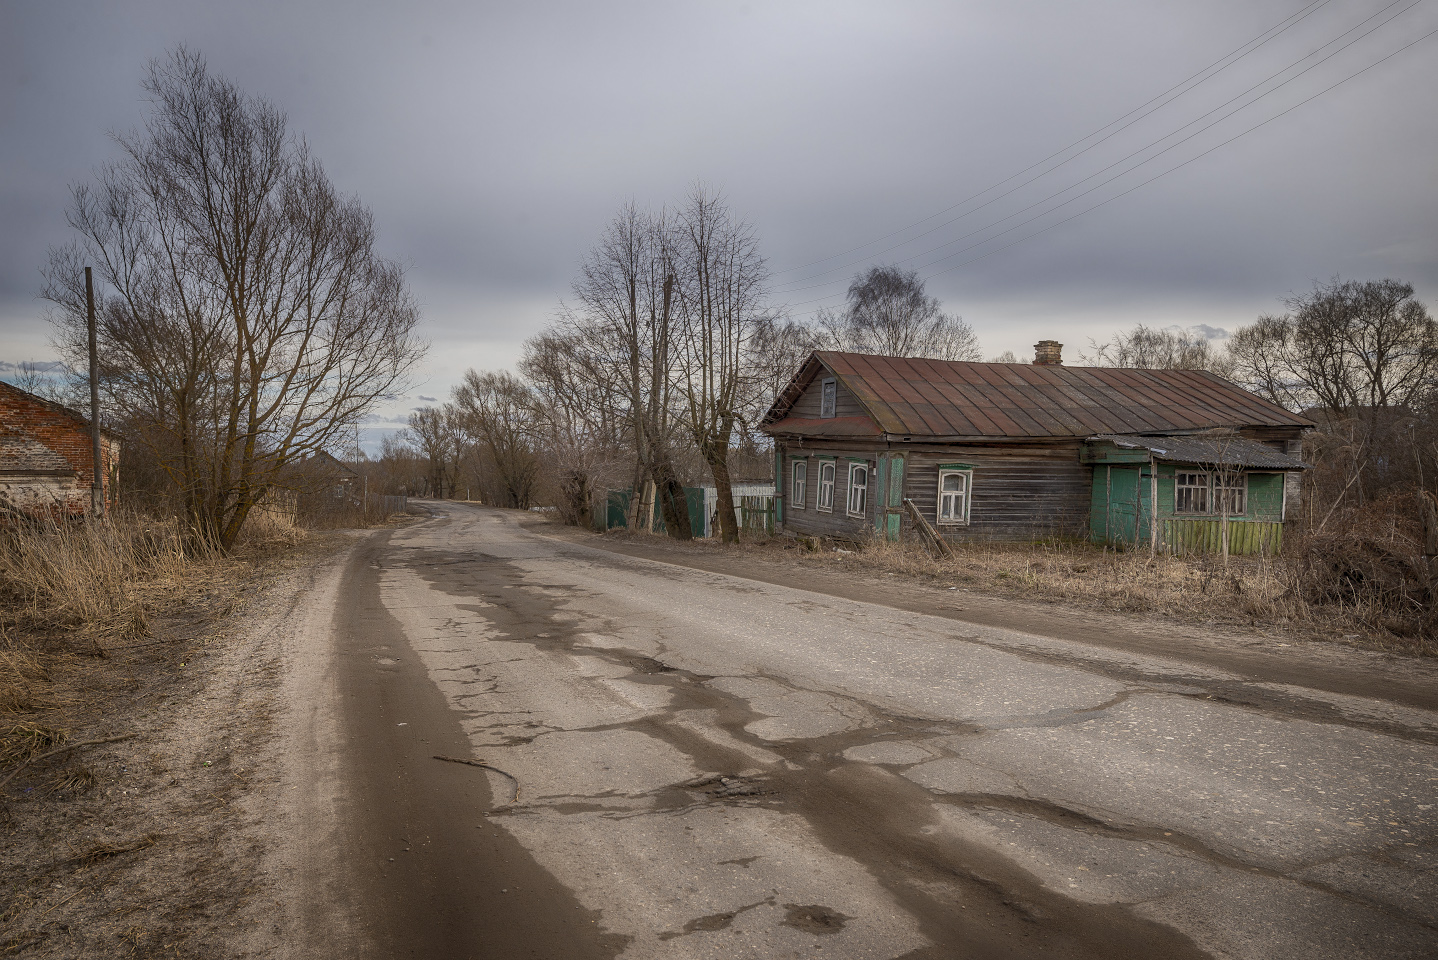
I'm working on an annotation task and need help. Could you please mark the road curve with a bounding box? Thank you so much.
[281,503,1438,959]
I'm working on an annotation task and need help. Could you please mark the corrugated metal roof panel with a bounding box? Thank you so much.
[761,352,1312,439]
[1089,434,1308,470]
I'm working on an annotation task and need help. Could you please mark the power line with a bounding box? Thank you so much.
[776,0,1417,297]
[911,25,1438,287]
[908,2,1426,275]
[779,5,1431,315]
[770,0,1335,281]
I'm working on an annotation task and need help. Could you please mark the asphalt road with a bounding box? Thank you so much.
[282,503,1438,959]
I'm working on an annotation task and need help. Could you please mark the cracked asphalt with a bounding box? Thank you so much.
[280,503,1438,959]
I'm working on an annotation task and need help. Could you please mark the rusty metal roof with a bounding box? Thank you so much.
[761,352,1312,440]
[1088,434,1308,470]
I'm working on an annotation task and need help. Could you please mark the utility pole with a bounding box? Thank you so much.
[85,267,103,519]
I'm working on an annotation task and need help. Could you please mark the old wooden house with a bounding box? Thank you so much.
[760,342,1311,553]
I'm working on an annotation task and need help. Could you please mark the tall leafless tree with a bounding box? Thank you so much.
[564,201,691,538]
[1228,277,1438,514]
[450,370,541,509]
[406,407,460,498]
[42,49,424,550]
[520,329,625,524]
[671,185,774,543]
[1228,278,1437,416]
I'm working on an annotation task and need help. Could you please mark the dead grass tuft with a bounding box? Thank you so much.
[0,721,67,765]
[46,765,96,797]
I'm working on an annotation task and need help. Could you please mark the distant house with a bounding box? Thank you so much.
[0,381,120,520]
[760,342,1311,554]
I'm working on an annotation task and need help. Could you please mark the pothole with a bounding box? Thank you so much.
[687,774,775,803]
[620,655,675,675]
[781,903,851,934]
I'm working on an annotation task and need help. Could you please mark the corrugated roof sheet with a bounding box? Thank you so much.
[761,352,1312,439]
[1088,434,1308,469]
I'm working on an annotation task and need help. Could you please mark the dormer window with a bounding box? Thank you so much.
[820,378,837,418]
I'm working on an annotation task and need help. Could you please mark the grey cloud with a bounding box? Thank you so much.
[3,0,1434,412]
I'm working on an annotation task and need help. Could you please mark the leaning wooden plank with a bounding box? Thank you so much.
[903,498,955,559]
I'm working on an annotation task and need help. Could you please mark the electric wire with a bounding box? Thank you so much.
[911,25,1438,287]
[776,0,1418,297]
[779,8,1433,314]
[770,0,1335,280]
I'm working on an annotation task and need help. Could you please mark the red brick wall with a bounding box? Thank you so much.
[0,381,121,517]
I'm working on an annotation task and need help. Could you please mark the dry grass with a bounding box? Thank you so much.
[0,513,219,651]
[765,532,1435,656]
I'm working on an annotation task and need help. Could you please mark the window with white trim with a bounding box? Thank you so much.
[791,459,807,509]
[936,469,971,525]
[817,461,835,512]
[1175,471,1209,514]
[820,378,837,418]
[847,462,869,517]
[1214,471,1246,516]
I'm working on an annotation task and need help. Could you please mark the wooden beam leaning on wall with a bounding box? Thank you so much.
[903,498,954,559]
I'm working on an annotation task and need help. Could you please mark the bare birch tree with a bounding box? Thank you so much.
[813,265,979,361]
[42,48,424,550]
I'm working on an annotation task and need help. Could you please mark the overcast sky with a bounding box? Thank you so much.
[3,0,1435,449]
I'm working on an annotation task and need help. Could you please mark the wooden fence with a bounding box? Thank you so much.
[1162,518,1282,556]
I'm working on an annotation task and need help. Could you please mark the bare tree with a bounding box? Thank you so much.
[1228,278,1437,416]
[670,185,774,543]
[42,49,424,550]
[813,265,980,361]
[1081,325,1231,374]
[564,201,691,538]
[407,407,459,498]
[521,329,625,524]
[1229,278,1437,513]
[450,370,541,509]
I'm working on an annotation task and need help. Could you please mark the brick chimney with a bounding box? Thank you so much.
[1033,340,1063,365]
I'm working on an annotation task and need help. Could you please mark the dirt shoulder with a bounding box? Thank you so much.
[0,531,360,959]
[527,518,1438,715]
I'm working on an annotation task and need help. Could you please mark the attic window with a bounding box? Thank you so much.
[820,378,837,418]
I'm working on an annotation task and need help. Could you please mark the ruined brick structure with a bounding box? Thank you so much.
[0,380,120,519]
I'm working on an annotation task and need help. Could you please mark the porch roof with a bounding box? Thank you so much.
[1087,434,1307,470]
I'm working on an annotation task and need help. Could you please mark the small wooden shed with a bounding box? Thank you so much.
[759,345,1311,553]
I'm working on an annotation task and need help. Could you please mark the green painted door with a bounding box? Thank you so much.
[874,453,905,540]
[1107,466,1141,545]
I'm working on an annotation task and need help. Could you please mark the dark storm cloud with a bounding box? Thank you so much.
[3,0,1435,405]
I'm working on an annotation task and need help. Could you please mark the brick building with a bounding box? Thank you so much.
[0,380,120,519]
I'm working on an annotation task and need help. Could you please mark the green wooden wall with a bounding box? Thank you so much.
[1090,465,1288,554]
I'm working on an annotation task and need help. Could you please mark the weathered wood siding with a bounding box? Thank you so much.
[902,443,1091,541]
[779,442,880,541]
[788,373,867,420]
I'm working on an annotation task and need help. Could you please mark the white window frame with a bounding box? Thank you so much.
[936,468,972,525]
[791,459,807,509]
[1214,470,1247,517]
[1175,470,1209,514]
[846,461,869,518]
[817,460,835,512]
[820,378,837,418]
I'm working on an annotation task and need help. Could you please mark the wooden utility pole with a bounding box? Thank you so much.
[85,267,103,518]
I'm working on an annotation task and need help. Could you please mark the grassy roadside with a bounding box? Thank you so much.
[588,525,1436,658]
[0,510,330,958]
